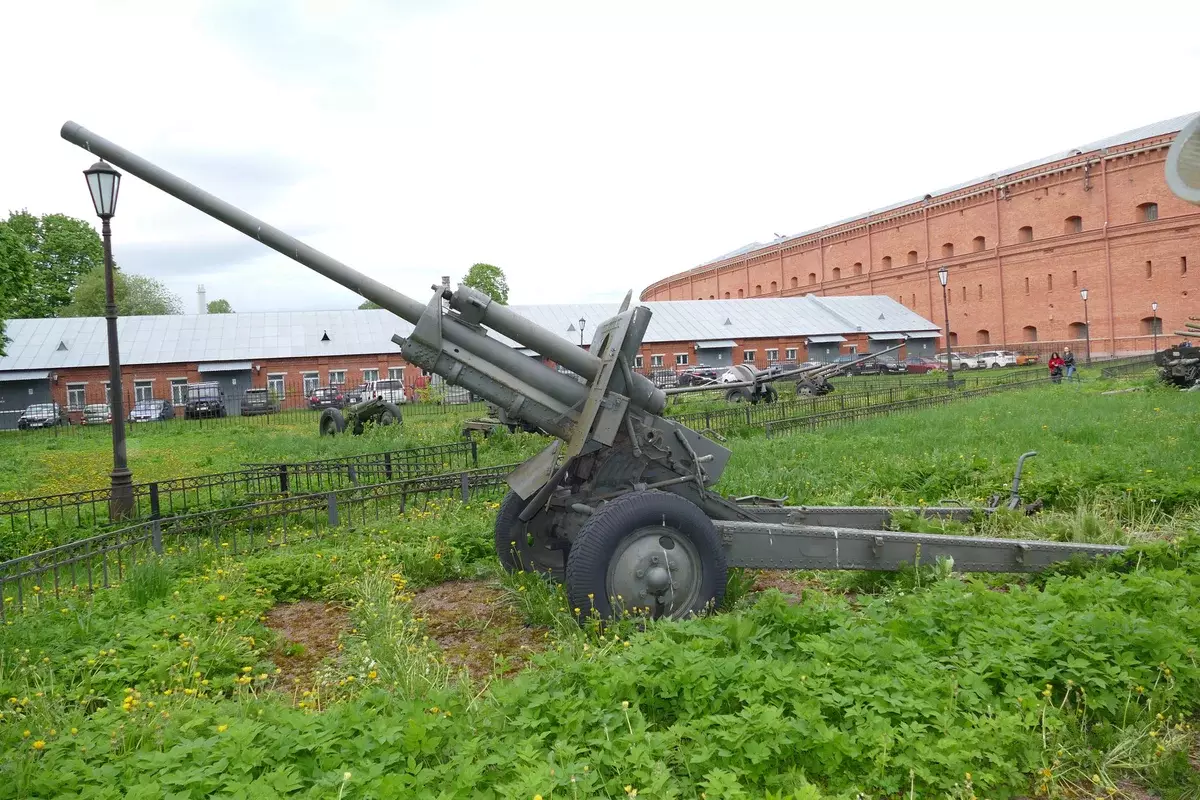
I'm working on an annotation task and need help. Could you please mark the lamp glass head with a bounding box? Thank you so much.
[83,160,121,219]
[1080,288,1089,301]
[937,266,948,286]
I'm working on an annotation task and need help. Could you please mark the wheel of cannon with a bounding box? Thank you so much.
[318,407,346,436]
[378,402,403,426]
[763,385,778,403]
[493,491,565,579]
[725,388,751,403]
[565,490,726,622]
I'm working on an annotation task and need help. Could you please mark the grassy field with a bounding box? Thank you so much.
[1,377,1197,798]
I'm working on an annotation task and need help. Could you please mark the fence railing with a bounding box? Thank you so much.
[0,441,478,555]
[1099,354,1157,378]
[0,462,516,621]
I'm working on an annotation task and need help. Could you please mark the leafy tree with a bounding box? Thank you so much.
[462,263,509,305]
[358,300,382,309]
[62,266,183,317]
[0,210,104,319]
[207,298,233,314]
[0,224,34,355]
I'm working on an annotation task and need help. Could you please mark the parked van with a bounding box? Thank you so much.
[359,378,408,404]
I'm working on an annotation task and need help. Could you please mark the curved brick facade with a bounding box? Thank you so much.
[641,119,1200,356]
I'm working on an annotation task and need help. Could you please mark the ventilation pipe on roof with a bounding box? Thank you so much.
[197,284,206,314]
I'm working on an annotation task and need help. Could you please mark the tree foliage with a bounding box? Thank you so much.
[0,210,104,319]
[358,300,382,310]
[462,263,509,305]
[207,298,233,314]
[0,223,34,355]
[62,266,184,317]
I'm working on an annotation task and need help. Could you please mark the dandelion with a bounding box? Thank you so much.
[32,740,45,750]
[625,786,638,797]
[217,724,228,733]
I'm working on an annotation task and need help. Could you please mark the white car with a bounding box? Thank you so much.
[360,378,408,404]
[976,350,1017,368]
[934,352,981,370]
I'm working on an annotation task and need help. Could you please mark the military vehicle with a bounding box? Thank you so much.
[318,397,404,436]
[1154,337,1200,389]
[60,122,1126,621]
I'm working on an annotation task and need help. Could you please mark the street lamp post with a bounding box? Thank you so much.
[83,160,134,520]
[1079,288,1091,366]
[1151,301,1159,354]
[578,317,586,347]
[938,266,954,389]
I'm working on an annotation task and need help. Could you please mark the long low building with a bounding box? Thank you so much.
[0,295,937,424]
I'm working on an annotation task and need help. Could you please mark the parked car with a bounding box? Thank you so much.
[676,367,723,387]
[241,388,280,416]
[81,403,112,425]
[935,352,981,370]
[17,403,66,429]
[903,356,942,374]
[308,386,346,410]
[873,355,909,374]
[976,351,1018,368]
[830,354,882,376]
[184,382,227,419]
[1015,352,1041,366]
[649,368,678,389]
[128,398,175,422]
[358,378,408,404]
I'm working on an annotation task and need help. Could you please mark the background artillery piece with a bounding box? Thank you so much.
[318,396,405,436]
[60,121,1126,622]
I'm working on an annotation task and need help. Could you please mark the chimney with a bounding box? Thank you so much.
[197,284,207,314]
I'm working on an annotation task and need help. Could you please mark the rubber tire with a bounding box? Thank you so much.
[493,490,563,577]
[726,388,751,403]
[379,402,403,426]
[565,490,726,622]
[319,407,346,436]
[763,385,778,403]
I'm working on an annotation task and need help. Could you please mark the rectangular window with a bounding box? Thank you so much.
[302,372,320,394]
[742,350,756,363]
[1024,277,1030,295]
[387,367,402,381]
[266,374,285,398]
[1146,260,1153,278]
[766,349,779,362]
[977,284,983,300]
[785,347,798,361]
[66,383,86,410]
[134,380,154,402]
[650,354,664,368]
[634,354,644,369]
[170,378,188,405]
[362,368,380,383]
[1047,274,1053,292]
[961,286,966,302]
[1072,270,1078,287]
[328,370,346,386]
[103,382,110,404]
[1183,256,1188,275]
[674,353,689,366]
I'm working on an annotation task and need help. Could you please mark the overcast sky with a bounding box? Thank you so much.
[2,0,1197,314]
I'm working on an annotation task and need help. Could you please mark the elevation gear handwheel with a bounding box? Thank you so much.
[565,490,726,621]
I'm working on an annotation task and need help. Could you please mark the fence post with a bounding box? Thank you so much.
[744,406,751,426]
[470,438,478,466]
[460,472,470,503]
[384,452,393,481]
[326,493,339,527]
[279,465,289,495]
[151,519,163,555]
[348,464,358,486]
[149,483,161,520]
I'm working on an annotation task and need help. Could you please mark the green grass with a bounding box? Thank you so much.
[1,376,1198,798]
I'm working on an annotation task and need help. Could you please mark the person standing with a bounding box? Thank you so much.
[1048,352,1065,384]
[1062,347,1078,381]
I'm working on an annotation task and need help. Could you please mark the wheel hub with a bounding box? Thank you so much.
[606,528,702,617]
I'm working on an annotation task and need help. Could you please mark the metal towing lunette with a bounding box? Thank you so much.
[60,122,1125,621]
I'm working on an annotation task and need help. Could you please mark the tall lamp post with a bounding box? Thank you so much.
[938,266,954,389]
[578,317,586,347]
[1079,288,1091,366]
[1151,301,1159,354]
[83,160,134,520]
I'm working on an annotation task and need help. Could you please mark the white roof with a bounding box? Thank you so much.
[0,296,937,371]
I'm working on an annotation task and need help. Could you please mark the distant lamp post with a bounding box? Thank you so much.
[937,266,954,388]
[1151,301,1159,354]
[1079,288,1091,366]
[84,159,134,520]
[578,317,587,347]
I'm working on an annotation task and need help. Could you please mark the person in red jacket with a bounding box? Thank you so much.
[1048,352,1065,383]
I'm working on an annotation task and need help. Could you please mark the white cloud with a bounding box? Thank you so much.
[2,0,1197,316]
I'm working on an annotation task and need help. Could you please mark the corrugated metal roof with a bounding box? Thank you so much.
[807,334,847,343]
[198,361,253,372]
[695,340,737,349]
[0,370,51,382]
[693,111,1200,270]
[868,333,907,341]
[0,296,937,371]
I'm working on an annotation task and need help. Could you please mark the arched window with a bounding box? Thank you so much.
[853,262,863,275]
[972,235,986,251]
[737,288,744,298]
[1140,316,1163,335]
[754,284,762,295]
[832,267,841,280]
[1138,202,1158,222]
[976,329,990,344]
[709,295,715,299]
[1018,226,1034,243]
[906,250,918,265]
[1068,322,1088,339]
[808,272,816,285]
[948,332,959,347]
[881,255,892,269]
[724,291,730,298]
[1022,325,1038,342]
[770,281,778,293]
[790,276,798,288]
[941,242,954,258]
[1064,216,1082,234]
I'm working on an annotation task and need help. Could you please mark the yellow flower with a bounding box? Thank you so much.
[32,740,45,750]
[343,772,352,781]
[217,724,228,733]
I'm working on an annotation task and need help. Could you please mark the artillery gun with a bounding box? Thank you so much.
[60,122,1126,621]
[318,396,404,436]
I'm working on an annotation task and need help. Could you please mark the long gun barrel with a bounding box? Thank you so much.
[665,342,904,396]
[60,122,667,443]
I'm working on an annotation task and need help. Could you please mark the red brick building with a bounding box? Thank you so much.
[641,113,1200,356]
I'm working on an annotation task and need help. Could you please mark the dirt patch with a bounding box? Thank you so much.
[263,600,350,688]
[749,570,814,604]
[412,580,549,682]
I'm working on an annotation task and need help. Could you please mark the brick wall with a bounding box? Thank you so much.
[642,131,1200,355]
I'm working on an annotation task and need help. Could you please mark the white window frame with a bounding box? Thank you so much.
[302,372,320,394]
[743,350,756,363]
[786,347,798,361]
[386,367,402,381]
[328,369,346,386]
[66,383,87,411]
[766,349,779,362]
[266,373,286,398]
[650,354,664,368]
[102,382,110,404]
[133,380,155,402]
[361,368,379,383]
[169,378,188,406]
[634,354,644,369]
[674,353,689,366]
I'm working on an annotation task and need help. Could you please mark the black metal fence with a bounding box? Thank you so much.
[0,441,478,555]
[1099,354,1157,378]
[0,462,515,621]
